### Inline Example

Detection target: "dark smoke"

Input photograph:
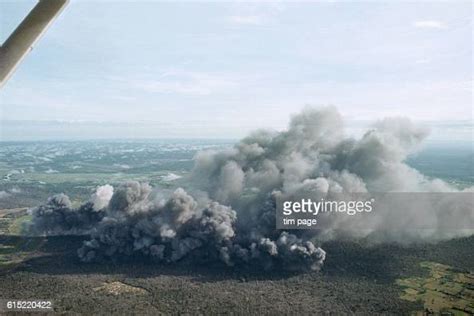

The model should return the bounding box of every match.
[27,107,473,270]
[27,184,113,235]
[64,182,324,271]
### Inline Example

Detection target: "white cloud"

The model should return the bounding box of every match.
[415,58,431,64]
[0,191,11,199]
[228,1,284,26]
[229,15,264,25]
[138,71,238,95]
[9,187,22,194]
[161,173,182,182]
[413,20,447,29]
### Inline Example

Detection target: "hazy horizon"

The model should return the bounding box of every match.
[1,0,472,141]
[1,116,472,142]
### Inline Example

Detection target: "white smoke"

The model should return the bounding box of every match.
[91,184,114,211]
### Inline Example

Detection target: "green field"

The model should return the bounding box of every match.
[398,262,474,315]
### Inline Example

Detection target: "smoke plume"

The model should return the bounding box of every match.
[27,107,473,270]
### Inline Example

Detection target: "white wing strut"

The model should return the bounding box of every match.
[0,0,69,89]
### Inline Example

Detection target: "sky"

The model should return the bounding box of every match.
[0,0,472,141]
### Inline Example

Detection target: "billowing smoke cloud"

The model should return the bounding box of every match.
[28,181,325,270]
[27,185,112,235]
[27,107,473,270]
[192,107,473,243]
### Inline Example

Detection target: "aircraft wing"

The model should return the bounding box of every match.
[0,0,69,88]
